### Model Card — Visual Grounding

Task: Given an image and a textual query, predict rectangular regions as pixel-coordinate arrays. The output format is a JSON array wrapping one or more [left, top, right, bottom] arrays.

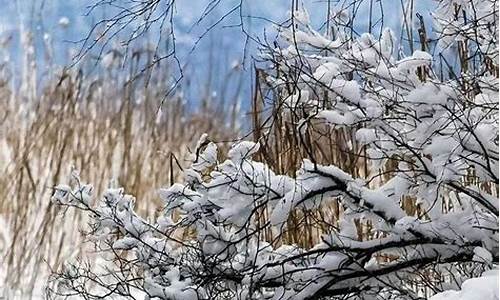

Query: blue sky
[[0, 0, 434, 106]]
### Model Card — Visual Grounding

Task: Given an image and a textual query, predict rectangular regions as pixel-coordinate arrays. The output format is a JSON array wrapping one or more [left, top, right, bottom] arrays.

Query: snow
[[473, 247, 494, 264], [191, 142, 217, 172], [335, 80, 361, 103], [58, 17, 70, 28], [430, 270, 499, 300], [313, 62, 340, 83], [396, 50, 433, 72], [318, 110, 357, 126], [227, 140, 260, 163], [406, 82, 450, 105], [355, 128, 377, 144]]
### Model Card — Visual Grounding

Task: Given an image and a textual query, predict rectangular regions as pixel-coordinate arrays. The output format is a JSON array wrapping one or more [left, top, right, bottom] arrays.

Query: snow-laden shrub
[[49, 1, 498, 299]]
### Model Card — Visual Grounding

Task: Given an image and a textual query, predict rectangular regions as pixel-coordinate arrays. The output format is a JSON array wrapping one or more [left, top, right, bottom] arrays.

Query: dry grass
[[0, 43, 239, 296]]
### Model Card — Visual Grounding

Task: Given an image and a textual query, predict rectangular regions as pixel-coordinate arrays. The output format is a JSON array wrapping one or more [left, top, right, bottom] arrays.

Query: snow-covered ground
[[430, 270, 499, 300]]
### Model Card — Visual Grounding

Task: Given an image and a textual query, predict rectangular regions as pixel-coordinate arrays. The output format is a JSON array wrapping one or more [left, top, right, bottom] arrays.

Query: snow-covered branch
[[48, 1, 498, 299]]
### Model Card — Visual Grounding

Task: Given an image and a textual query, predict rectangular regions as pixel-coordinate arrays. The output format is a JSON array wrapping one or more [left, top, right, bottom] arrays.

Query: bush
[[49, 1, 498, 299]]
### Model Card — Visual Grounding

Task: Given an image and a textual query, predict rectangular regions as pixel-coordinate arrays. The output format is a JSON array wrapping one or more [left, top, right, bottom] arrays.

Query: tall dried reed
[[0, 36, 239, 297]]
